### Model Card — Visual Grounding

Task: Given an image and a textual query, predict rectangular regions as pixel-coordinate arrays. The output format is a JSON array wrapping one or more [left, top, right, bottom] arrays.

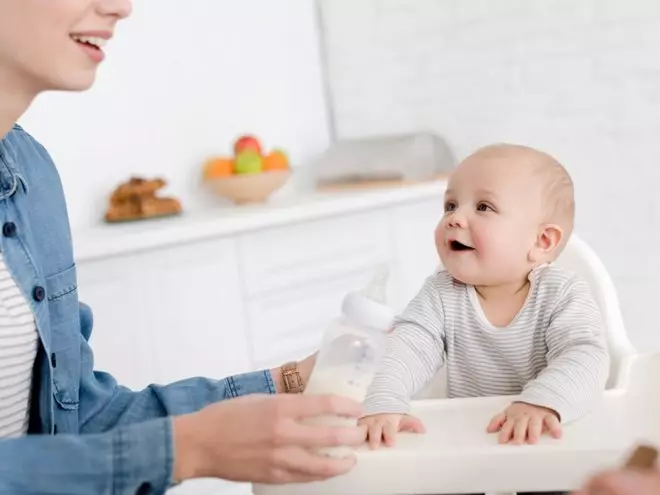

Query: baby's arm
[[363, 276, 447, 416], [517, 277, 610, 424]]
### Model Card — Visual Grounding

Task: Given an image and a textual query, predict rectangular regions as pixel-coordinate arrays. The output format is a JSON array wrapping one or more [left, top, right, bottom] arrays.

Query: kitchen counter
[[73, 180, 447, 263]]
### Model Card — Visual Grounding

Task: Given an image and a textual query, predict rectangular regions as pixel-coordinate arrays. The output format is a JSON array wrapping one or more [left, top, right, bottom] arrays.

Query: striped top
[[364, 264, 610, 424], [0, 253, 37, 438]]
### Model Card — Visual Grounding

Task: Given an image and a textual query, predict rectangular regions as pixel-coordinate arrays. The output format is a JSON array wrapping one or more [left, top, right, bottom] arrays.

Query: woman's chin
[[46, 69, 98, 93]]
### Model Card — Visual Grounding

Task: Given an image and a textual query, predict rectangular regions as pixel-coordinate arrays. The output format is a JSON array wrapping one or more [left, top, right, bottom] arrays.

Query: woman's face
[[0, 0, 132, 93]]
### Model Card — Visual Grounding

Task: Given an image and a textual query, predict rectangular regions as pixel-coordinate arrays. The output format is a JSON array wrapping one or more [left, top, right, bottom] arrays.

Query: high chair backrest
[[552, 234, 635, 389], [414, 234, 635, 400]]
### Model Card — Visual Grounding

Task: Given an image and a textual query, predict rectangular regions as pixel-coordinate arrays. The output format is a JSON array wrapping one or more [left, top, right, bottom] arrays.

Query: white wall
[[19, 0, 330, 230], [319, 0, 660, 351]]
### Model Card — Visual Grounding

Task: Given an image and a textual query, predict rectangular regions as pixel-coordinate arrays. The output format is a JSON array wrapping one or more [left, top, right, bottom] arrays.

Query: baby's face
[[436, 153, 545, 287]]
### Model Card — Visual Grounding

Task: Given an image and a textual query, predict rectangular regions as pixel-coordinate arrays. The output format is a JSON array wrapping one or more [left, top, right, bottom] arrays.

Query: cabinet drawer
[[238, 210, 392, 296], [246, 267, 388, 366]]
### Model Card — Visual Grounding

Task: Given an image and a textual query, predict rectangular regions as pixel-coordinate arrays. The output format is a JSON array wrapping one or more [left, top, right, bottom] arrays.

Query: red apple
[[233, 135, 262, 155]]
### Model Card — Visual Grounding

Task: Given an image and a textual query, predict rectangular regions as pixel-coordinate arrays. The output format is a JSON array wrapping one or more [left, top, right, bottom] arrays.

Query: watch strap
[[281, 361, 305, 394]]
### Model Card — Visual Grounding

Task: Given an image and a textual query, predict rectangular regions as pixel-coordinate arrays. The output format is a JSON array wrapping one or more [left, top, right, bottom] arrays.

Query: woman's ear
[[528, 224, 563, 263]]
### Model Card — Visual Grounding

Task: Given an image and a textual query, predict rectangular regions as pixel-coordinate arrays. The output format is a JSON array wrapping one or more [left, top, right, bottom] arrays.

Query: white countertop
[[72, 180, 447, 263]]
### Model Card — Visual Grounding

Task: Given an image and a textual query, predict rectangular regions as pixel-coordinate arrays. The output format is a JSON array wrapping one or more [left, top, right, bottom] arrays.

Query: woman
[[0, 1, 366, 493]]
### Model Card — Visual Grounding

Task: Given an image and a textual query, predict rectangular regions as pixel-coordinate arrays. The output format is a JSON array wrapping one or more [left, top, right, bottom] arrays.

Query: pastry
[[104, 177, 182, 223]]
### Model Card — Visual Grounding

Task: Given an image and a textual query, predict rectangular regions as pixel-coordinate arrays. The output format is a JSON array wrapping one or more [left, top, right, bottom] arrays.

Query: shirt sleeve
[[363, 276, 446, 415], [0, 417, 172, 494], [517, 277, 610, 424]]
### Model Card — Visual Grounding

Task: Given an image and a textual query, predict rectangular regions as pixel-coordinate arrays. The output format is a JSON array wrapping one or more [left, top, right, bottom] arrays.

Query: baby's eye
[[444, 201, 457, 212], [476, 202, 493, 212]]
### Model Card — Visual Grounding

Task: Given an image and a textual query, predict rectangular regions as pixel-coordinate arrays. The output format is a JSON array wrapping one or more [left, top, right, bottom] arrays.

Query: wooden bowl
[[206, 170, 291, 205]]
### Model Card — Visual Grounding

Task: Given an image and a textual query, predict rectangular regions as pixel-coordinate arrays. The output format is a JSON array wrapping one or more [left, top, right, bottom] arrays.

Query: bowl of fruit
[[202, 135, 292, 205]]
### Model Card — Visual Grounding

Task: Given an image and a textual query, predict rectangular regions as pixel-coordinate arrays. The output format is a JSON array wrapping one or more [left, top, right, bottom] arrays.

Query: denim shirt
[[0, 124, 276, 494]]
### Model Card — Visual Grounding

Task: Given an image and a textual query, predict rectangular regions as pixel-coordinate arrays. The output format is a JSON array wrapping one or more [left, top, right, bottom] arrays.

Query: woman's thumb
[[578, 469, 660, 495]]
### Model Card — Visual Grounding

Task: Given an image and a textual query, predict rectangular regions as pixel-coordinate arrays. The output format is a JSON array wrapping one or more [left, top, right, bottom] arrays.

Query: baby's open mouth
[[449, 240, 474, 252]]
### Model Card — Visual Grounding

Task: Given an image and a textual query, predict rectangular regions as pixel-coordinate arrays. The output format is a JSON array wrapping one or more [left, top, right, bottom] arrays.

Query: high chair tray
[[253, 353, 660, 495]]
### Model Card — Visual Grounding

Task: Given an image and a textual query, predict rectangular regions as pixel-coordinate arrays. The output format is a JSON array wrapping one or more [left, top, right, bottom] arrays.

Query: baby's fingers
[[527, 415, 543, 444], [487, 412, 506, 433], [382, 421, 398, 447], [497, 419, 515, 444], [367, 423, 384, 450], [543, 414, 562, 439], [512, 416, 529, 445], [400, 415, 426, 434]]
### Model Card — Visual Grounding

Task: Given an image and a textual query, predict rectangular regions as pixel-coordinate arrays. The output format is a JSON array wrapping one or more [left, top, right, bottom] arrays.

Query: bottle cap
[[341, 267, 395, 331]]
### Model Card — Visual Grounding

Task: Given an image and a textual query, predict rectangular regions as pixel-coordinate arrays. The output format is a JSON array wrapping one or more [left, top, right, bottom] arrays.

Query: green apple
[[234, 150, 263, 174]]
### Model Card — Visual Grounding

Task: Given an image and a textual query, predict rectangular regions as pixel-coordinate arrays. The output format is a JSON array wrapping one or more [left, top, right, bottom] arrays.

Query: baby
[[360, 143, 610, 451]]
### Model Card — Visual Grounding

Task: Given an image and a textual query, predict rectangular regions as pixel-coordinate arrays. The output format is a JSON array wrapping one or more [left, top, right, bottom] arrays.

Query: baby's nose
[[448, 211, 467, 228]]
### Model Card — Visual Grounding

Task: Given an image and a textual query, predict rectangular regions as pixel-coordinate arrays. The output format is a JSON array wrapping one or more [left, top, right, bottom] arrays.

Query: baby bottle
[[303, 267, 395, 457]]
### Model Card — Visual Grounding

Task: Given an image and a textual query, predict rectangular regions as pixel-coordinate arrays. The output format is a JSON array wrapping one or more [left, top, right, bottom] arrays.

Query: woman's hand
[[574, 468, 660, 494], [173, 392, 366, 484]]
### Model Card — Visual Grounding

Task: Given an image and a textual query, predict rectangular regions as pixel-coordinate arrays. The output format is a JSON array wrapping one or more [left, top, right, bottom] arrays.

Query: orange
[[203, 157, 234, 180], [263, 149, 289, 171]]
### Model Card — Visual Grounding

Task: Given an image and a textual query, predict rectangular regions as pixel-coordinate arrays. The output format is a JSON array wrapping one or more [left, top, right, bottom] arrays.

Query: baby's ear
[[529, 224, 563, 262]]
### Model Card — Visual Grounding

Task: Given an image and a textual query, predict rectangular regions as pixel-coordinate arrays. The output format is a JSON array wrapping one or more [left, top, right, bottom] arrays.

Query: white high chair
[[551, 234, 636, 389], [408, 235, 637, 495], [254, 234, 646, 495], [415, 233, 636, 401]]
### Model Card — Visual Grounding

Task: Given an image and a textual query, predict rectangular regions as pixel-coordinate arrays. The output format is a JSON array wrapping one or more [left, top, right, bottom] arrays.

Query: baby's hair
[[536, 155, 575, 254], [471, 143, 575, 254]]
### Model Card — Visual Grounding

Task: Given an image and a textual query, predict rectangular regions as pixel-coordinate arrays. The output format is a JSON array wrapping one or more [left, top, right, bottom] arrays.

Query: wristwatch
[[281, 361, 305, 394]]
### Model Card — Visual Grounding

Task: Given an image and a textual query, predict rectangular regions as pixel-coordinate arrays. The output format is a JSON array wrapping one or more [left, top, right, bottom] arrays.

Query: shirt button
[[51, 352, 57, 368], [135, 482, 151, 495], [2, 222, 16, 238], [32, 286, 45, 302]]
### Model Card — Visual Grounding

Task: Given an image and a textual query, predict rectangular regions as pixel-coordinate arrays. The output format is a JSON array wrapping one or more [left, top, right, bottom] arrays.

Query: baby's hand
[[358, 413, 426, 449], [486, 402, 562, 445]]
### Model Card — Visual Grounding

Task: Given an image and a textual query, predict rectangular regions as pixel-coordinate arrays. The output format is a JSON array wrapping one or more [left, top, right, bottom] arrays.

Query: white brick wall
[[319, 0, 660, 351]]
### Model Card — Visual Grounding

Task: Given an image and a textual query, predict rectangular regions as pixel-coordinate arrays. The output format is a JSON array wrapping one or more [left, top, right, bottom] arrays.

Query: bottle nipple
[[360, 265, 389, 304], [340, 265, 394, 331]]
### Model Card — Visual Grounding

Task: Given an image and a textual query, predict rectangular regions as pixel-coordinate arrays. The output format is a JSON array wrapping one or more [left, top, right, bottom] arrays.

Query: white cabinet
[[78, 255, 157, 390], [238, 210, 392, 296], [78, 237, 252, 389]]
